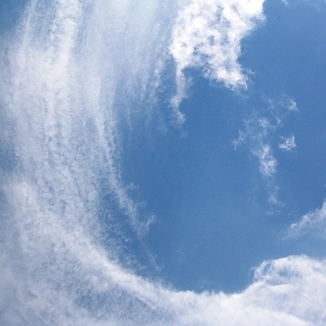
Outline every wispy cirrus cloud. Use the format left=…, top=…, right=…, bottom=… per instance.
left=288, top=200, right=326, bottom=238
left=256, top=143, right=278, bottom=177
left=279, top=134, right=296, bottom=151
left=169, top=0, right=265, bottom=123
left=233, top=97, right=299, bottom=204
left=2, top=1, right=326, bottom=325
left=234, top=116, right=279, bottom=178
left=2, top=245, right=326, bottom=325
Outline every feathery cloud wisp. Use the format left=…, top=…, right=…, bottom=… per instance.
left=279, top=134, right=296, bottom=151
left=288, top=200, right=326, bottom=238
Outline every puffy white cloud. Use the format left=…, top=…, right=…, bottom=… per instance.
left=169, top=0, right=265, bottom=123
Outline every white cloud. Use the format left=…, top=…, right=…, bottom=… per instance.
left=234, top=97, right=298, bottom=179
left=169, top=0, right=265, bottom=123
left=279, top=134, right=296, bottom=151
left=2, top=1, right=325, bottom=325
left=234, top=116, right=279, bottom=178
left=1, top=0, right=175, bottom=239
left=288, top=98, right=299, bottom=111
left=233, top=97, right=298, bottom=206
left=255, top=144, right=278, bottom=177
left=288, top=200, right=326, bottom=238
left=2, top=240, right=326, bottom=325
left=281, top=0, right=290, bottom=5
left=280, top=95, right=299, bottom=112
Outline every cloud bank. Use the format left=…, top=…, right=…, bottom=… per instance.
left=1, top=246, right=326, bottom=325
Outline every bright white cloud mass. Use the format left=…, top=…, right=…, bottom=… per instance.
left=170, top=0, right=264, bottom=122
left=1, top=0, right=326, bottom=325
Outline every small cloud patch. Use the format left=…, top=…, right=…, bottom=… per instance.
left=279, top=134, right=296, bottom=151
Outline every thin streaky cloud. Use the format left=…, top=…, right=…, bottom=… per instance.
left=288, top=200, right=326, bottom=238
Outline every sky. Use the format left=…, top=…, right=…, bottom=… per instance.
left=1, top=0, right=326, bottom=325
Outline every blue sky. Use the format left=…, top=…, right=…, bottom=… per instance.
left=1, top=0, right=326, bottom=325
